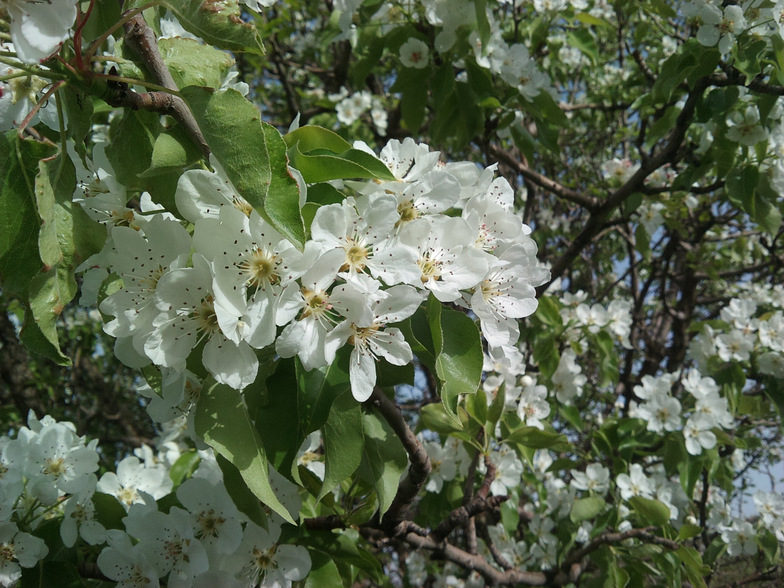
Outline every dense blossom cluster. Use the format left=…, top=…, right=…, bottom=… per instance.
left=0, top=413, right=309, bottom=588
left=2, top=0, right=784, bottom=586
left=81, top=134, right=548, bottom=403
left=411, top=281, right=784, bottom=581
left=690, top=295, right=784, bottom=379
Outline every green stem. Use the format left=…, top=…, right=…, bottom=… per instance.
left=0, top=56, right=56, bottom=78
left=0, top=71, right=29, bottom=83
left=54, top=89, right=67, bottom=188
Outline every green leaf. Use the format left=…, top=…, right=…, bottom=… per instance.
left=250, top=357, right=305, bottom=475
left=359, top=407, right=408, bottom=518
left=215, top=453, right=268, bottom=528
left=676, top=546, right=709, bottom=588
left=434, top=83, right=482, bottom=148
left=420, top=402, right=464, bottom=435
left=505, top=426, right=571, bottom=451
left=0, top=134, right=53, bottom=296
left=534, top=118, right=561, bottom=154
left=105, top=109, right=159, bottom=188
left=301, top=530, right=383, bottom=583
left=763, top=376, right=784, bottom=418
left=559, top=405, right=582, bottom=430
left=705, top=86, right=739, bottom=115
left=139, top=124, right=204, bottom=178
left=158, top=37, right=235, bottom=89
left=21, top=268, right=74, bottom=365
left=750, top=173, right=783, bottom=235
left=393, top=67, right=429, bottom=132
left=431, top=61, right=455, bottom=106
left=19, top=154, right=79, bottom=364
left=125, top=0, right=264, bottom=54
left=429, top=297, right=483, bottom=421
left=735, top=39, right=768, bottom=79
left=487, top=383, right=506, bottom=431
left=645, top=106, right=679, bottom=149
left=594, top=330, right=619, bottom=386
left=624, top=192, right=643, bottom=216
left=530, top=92, right=569, bottom=127
left=473, top=0, right=491, bottom=45
left=575, top=12, right=611, bottom=27
left=644, top=0, right=676, bottom=18
left=169, top=450, right=200, bottom=486
left=285, top=126, right=396, bottom=183
left=182, top=86, right=305, bottom=247
left=570, top=496, right=606, bottom=523
left=465, top=59, right=495, bottom=101
left=652, top=40, right=718, bottom=104
left=288, top=143, right=396, bottom=183
left=20, top=561, right=85, bottom=588
left=320, top=391, right=364, bottom=500
left=72, top=203, right=106, bottom=269
left=677, top=524, right=703, bottom=541
left=194, top=377, right=294, bottom=523
left=567, top=28, right=599, bottom=66
left=635, top=224, right=651, bottom=261
left=35, top=154, right=77, bottom=268
left=306, top=182, right=347, bottom=207
left=760, top=527, right=780, bottom=564
left=399, top=307, right=436, bottom=371
left=534, top=295, right=563, bottom=328
left=284, top=125, right=353, bottom=153
left=350, top=33, right=385, bottom=87
left=297, top=348, right=352, bottom=435
left=629, top=496, right=671, bottom=526
left=60, top=85, right=94, bottom=152
left=532, top=332, right=560, bottom=379
left=510, top=122, right=536, bottom=164
left=92, top=492, right=127, bottom=531
left=304, top=551, right=344, bottom=588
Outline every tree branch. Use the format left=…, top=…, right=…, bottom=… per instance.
left=489, top=144, right=599, bottom=210
left=120, top=11, right=209, bottom=158
left=539, top=75, right=712, bottom=293
left=403, top=531, right=549, bottom=586
left=368, top=387, right=431, bottom=533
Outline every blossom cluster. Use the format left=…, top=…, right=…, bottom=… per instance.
left=80, top=134, right=548, bottom=403
left=626, top=370, right=734, bottom=456
left=410, top=271, right=784, bottom=582
left=0, top=412, right=310, bottom=588
left=330, top=88, right=388, bottom=134
left=689, top=296, right=784, bottom=378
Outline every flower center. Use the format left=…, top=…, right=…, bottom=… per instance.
left=341, top=240, right=369, bottom=273
left=348, top=324, right=379, bottom=346
left=242, top=247, right=279, bottom=288
left=418, top=254, right=441, bottom=283
left=397, top=199, right=419, bottom=226
left=301, top=288, right=331, bottom=319
left=194, top=295, right=220, bottom=334
left=44, top=457, right=66, bottom=479
left=196, top=509, right=225, bottom=539
left=233, top=197, right=254, bottom=217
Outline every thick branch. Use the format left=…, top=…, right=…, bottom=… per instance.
left=368, top=387, right=431, bottom=533
left=121, top=12, right=209, bottom=158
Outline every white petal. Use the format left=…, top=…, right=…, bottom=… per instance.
left=350, top=349, right=376, bottom=402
